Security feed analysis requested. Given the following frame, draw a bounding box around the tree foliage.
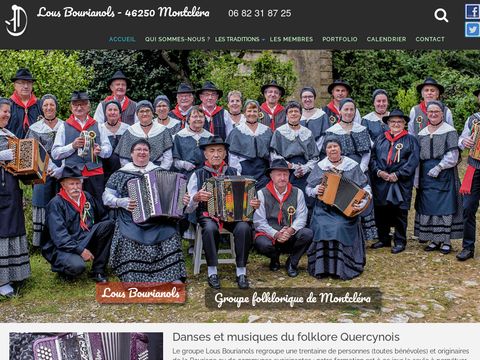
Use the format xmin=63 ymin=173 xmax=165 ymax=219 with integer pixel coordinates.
xmin=0 ymin=50 xmax=93 ymax=119
xmin=77 ymin=50 xmax=298 ymax=108
xmin=333 ymin=50 xmax=480 ymax=131
xmin=189 ymin=50 xmax=297 ymax=106
xmin=77 ymin=50 xmax=193 ymax=108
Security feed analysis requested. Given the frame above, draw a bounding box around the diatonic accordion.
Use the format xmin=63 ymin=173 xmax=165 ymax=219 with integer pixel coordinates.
xmin=127 ymin=170 xmax=187 ymax=223
xmin=469 ymin=118 xmax=480 ymax=160
xmin=32 ymin=332 xmax=149 ymax=360
xmin=204 ymin=176 xmax=256 ymax=222
xmin=5 ymin=137 xmax=49 ymax=184
xmin=318 ymin=171 xmax=371 ymax=217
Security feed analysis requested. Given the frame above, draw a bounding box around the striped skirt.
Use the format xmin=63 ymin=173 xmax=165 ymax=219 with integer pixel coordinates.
xmin=0 ymin=235 xmax=30 ymax=284
xmin=109 ymin=224 xmax=186 ymax=283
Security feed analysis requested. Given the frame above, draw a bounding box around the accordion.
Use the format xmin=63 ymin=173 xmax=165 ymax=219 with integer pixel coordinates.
xmin=204 ymin=176 xmax=256 ymax=222
xmin=32 ymin=332 xmax=149 ymax=360
xmin=318 ymin=172 xmax=371 ymax=217
xmin=469 ymin=118 xmax=480 ymax=160
xmin=127 ymin=170 xmax=187 ymax=223
xmin=4 ymin=137 xmax=49 ymax=184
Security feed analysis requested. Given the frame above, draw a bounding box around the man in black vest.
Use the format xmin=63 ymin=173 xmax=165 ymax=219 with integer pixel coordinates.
xmin=253 ymin=159 xmax=313 ymax=277
xmin=93 ymin=70 xmax=138 ymax=125
xmin=6 ymin=68 xmax=41 ymax=138
xmin=51 ymin=91 xmax=112 ymax=204
xmin=322 ymin=79 xmax=362 ymax=125
xmin=185 ymin=136 xmax=260 ymax=289
xmin=259 ymin=80 xmax=286 ymax=131
xmin=197 ymin=81 xmax=228 ymax=139
xmin=41 ymin=166 xmax=114 ymax=282
xmin=169 ymin=82 xmax=196 ymax=127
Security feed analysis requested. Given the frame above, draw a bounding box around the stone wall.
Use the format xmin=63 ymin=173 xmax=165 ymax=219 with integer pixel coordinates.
xmin=242 ymin=50 xmax=333 ymax=107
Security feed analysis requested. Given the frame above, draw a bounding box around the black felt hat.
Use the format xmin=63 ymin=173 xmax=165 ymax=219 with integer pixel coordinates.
xmin=261 ymin=80 xmax=285 ymax=97
xmin=382 ymin=109 xmax=410 ymax=124
xmin=196 ymin=81 xmax=223 ymax=98
xmin=11 ymin=68 xmax=35 ymax=82
xmin=59 ymin=166 xmax=87 ymax=181
xmin=198 ymin=135 xmax=229 ymax=150
xmin=473 ymin=88 xmax=480 ymax=97
xmin=416 ymin=77 xmax=445 ymax=95
xmin=174 ymin=82 xmax=195 ymax=94
xmin=70 ymin=91 xmax=90 ymax=102
xmin=265 ymin=158 xmax=293 ymax=177
xmin=327 ymin=79 xmax=353 ymax=95
xmin=107 ymin=70 xmax=131 ymax=87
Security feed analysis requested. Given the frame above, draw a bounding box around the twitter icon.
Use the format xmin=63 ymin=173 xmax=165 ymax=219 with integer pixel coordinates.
xmin=465 ymin=22 xmax=480 ymax=37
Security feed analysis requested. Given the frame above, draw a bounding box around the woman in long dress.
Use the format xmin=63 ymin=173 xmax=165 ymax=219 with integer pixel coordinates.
xmin=306 ymin=136 xmax=371 ymax=280
xmin=270 ymin=101 xmax=319 ymax=209
xmin=361 ymin=89 xmax=389 ymax=142
xmin=25 ymin=94 xmax=63 ymax=246
xmin=324 ymin=98 xmax=377 ymax=241
xmin=414 ymin=100 xmax=463 ymax=253
xmin=172 ymin=106 xmax=212 ymax=178
xmin=99 ymin=100 xmax=129 ymax=185
xmin=299 ymin=86 xmax=330 ymax=154
xmin=154 ymin=95 xmax=182 ymax=136
xmin=224 ymin=90 xmax=246 ymax=138
xmin=103 ymin=139 xmax=186 ymax=282
xmin=115 ymin=100 xmax=173 ymax=169
xmin=0 ymin=98 xmax=30 ymax=297
xmin=227 ymin=99 xmax=273 ymax=190
xmin=369 ymin=109 xmax=420 ymax=254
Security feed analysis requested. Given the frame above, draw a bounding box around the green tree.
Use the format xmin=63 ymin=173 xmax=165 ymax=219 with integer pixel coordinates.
xmin=77 ymin=50 xmax=193 ymax=108
xmin=333 ymin=50 xmax=480 ymax=131
xmin=192 ymin=50 xmax=297 ymax=106
xmin=0 ymin=50 xmax=93 ymax=119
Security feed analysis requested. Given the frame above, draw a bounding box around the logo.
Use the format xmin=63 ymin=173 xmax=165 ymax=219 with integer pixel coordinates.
xmin=465 ymin=22 xmax=480 ymax=37
xmin=466 ymin=4 xmax=480 ymax=19
xmin=5 ymin=4 xmax=27 ymax=37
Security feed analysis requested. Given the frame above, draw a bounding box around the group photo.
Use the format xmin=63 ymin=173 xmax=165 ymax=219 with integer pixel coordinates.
xmin=0 ymin=49 xmax=479 ymax=324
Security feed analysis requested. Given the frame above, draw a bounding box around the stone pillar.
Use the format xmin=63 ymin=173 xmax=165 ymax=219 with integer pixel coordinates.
xmin=286 ymin=50 xmax=333 ymax=107
xmin=240 ymin=50 xmax=333 ymax=107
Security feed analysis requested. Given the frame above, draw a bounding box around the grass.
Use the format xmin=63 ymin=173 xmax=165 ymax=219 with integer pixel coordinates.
xmin=1 ymin=153 xmax=479 ymax=323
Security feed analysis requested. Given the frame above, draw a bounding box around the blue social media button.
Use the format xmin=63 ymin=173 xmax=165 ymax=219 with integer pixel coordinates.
xmin=466 ymin=4 xmax=480 ymax=19
xmin=465 ymin=22 xmax=480 ymax=37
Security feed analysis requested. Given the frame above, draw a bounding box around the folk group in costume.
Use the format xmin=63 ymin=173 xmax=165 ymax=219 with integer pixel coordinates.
xmin=1 ymin=66 xmax=479 ymax=298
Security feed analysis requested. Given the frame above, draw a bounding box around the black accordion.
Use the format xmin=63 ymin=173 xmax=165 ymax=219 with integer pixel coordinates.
xmin=4 ymin=137 xmax=49 ymax=184
xmin=32 ymin=333 xmax=149 ymax=360
xmin=318 ymin=171 xmax=371 ymax=217
xmin=204 ymin=176 xmax=256 ymax=222
xmin=127 ymin=170 xmax=187 ymax=223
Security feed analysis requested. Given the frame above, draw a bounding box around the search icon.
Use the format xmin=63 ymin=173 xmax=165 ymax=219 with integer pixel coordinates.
xmin=434 ymin=8 xmax=449 ymax=23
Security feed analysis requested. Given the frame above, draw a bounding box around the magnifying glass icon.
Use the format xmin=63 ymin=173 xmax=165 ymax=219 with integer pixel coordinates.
xmin=434 ymin=8 xmax=449 ymax=23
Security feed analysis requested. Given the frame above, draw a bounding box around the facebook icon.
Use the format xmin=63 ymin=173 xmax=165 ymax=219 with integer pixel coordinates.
xmin=466 ymin=4 xmax=480 ymax=19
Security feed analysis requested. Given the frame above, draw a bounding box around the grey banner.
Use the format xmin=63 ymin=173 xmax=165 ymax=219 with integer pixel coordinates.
xmin=205 ymin=287 xmax=382 ymax=310
xmin=0 ymin=0 xmax=475 ymax=49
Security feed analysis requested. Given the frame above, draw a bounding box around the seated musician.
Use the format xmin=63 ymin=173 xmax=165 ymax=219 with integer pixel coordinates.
xmin=102 ymin=139 xmax=187 ymax=283
xmin=41 ymin=166 xmax=114 ymax=282
xmin=253 ymin=159 xmax=313 ymax=277
xmin=185 ymin=136 xmax=260 ymax=290
xmin=305 ymin=136 xmax=371 ymax=280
